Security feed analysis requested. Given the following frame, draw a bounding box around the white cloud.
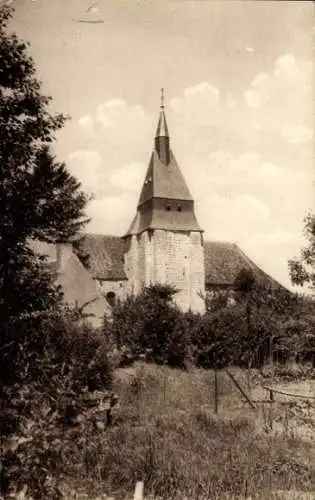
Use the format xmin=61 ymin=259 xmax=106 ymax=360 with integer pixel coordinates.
xmin=244 ymin=90 xmax=260 ymax=108
xmin=86 ymin=192 xmax=137 ymax=235
xmin=243 ymin=53 xmax=314 ymax=144
xmin=274 ymin=54 xmax=299 ymax=80
xmin=76 ymin=97 xmax=152 ymax=170
xmin=199 ymin=191 xmax=270 ymax=243
xmin=185 ymin=148 xmax=312 ymax=259
xmin=168 ymin=53 xmax=312 ymax=161
xmin=184 ymin=82 xmax=220 ymax=103
xmin=96 ymin=99 xmax=145 ymax=129
xmin=170 ymin=82 xmax=220 ymax=127
xmin=78 ymin=114 xmax=94 ymax=133
xmin=67 ymin=149 xmax=103 ymax=194
xmin=230 ymin=151 xmax=261 ymax=172
xmin=109 ymin=162 xmax=146 ymax=191
xmin=105 ymin=99 xmax=127 ymax=108
xmin=281 ymin=123 xmax=313 ymax=144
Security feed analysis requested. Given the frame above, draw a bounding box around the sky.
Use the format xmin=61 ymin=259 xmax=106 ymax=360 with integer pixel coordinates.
xmin=7 ymin=0 xmax=315 ymax=291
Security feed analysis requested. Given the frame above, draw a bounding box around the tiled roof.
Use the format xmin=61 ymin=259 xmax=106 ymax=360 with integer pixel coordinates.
xmin=29 ymin=235 xmax=282 ymax=289
xmin=138 ymin=151 xmax=194 ymax=206
xmin=81 ymin=234 xmax=281 ymax=288
xmin=204 ymin=241 xmax=280 ymax=288
xmin=75 ymin=234 xmax=127 ymax=281
xmin=125 ymin=207 xmax=202 ymax=235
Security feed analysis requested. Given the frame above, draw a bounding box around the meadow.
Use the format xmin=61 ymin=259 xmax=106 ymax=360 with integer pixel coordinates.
xmin=61 ymin=362 xmax=315 ymax=500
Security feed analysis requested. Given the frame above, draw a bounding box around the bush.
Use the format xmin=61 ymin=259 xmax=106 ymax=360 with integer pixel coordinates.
xmin=110 ymin=284 xmax=192 ymax=368
xmin=191 ymin=302 xmax=284 ymax=369
xmin=109 ymin=282 xmax=314 ymax=371
xmin=1 ymin=307 xmax=114 ymax=499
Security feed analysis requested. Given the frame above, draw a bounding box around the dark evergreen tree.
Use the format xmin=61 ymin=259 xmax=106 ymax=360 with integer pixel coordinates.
xmin=0 ymin=6 xmax=89 ymax=317
xmin=0 ymin=5 xmax=89 ymax=381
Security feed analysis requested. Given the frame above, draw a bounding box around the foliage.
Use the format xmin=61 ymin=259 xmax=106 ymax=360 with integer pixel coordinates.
xmin=289 ymin=212 xmax=315 ymax=290
xmin=1 ymin=308 xmax=114 ymax=499
xmin=110 ymin=284 xmax=191 ymax=368
xmin=0 ymin=8 xmax=107 ymax=497
xmin=190 ymin=303 xmax=278 ymax=368
xmin=0 ymin=4 xmax=89 ymax=332
xmin=40 ymin=363 xmax=314 ymax=500
xmin=109 ymin=274 xmax=315 ymax=371
xmin=234 ymin=267 xmax=256 ymax=295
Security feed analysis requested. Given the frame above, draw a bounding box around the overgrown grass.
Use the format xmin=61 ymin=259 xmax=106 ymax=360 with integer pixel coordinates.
xmin=58 ymin=363 xmax=315 ymax=499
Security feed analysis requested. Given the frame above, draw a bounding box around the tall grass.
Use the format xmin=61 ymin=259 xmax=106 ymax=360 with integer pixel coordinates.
xmin=59 ymin=363 xmax=315 ymax=499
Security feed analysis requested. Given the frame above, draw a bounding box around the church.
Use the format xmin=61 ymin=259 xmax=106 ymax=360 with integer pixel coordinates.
xmin=32 ymin=93 xmax=281 ymax=326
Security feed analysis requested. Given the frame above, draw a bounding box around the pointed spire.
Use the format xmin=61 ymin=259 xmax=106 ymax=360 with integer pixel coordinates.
xmin=155 ymin=88 xmax=169 ymax=138
xmin=155 ymin=88 xmax=170 ymax=164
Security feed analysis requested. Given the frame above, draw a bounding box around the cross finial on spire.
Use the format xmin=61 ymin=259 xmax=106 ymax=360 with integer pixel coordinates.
xmin=160 ymin=88 xmax=165 ymax=109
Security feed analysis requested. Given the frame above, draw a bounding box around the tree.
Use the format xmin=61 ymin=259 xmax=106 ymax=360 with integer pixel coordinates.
xmin=0 ymin=5 xmax=89 ymax=326
xmin=234 ymin=268 xmax=256 ymax=296
xmin=0 ymin=9 xmax=113 ymax=497
xmin=110 ymin=284 xmax=190 ymax=367
xmin=0 ymin=5 xmax=90 ymax=382
xmin=289 ymin=212 xmax=315 ymax=290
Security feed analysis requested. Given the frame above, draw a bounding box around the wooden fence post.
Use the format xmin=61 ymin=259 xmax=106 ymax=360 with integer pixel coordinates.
xmin=269 ymin=388 xmax=274 ymax=430
xmin=214 ymin=369 xmax=218 ymax=414
xmin=247 ymin=361 xmax=251 ymax=398
xmin=225 ymin=368 xmax=256 ymax=409
xmin=133 ymin=481 xmax=144 ymax=500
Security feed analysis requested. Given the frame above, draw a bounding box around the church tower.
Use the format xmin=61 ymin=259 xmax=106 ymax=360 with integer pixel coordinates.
xmin=123 ymin=90 xmax=205 ymax=313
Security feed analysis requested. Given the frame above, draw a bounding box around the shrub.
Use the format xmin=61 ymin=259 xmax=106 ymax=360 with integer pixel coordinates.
xmin=110 ymin=284 xmax=192 ymax=367
xmin=1 ymin=307 xmax=114 ymax=499
xmin=191 ymin=303 xmax=281 ymax=369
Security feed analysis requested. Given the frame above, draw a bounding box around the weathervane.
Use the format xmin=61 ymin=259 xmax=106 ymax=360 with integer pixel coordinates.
xmin=160 ymin=88 xmax=165 ymax=109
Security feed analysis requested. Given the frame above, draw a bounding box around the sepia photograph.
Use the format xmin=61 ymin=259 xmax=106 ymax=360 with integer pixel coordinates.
xmin=0 ymin=0 xmax=314 ymax=499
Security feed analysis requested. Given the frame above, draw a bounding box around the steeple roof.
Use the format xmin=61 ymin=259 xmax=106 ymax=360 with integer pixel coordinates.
xmin=155 ymin=110 xmax=169 ymax=138
xmin=125 ymin=90 xmax=202 ymax=235
xmin=138 ymin=151 xmax=194 ymax=207
xmin=155 ymin=88 xmax=169 ymax=138
xmin=138 ymin=90 xmax=194 ymax=207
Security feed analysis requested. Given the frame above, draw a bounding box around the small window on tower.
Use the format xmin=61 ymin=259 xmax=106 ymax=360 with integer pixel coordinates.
xmin=166 ymin=203 xmax=171 ymax=211
xmin=177 ymin=205 xmax=182 ymax=212
xmin=106 ymin=291 xmax=116 ymax=307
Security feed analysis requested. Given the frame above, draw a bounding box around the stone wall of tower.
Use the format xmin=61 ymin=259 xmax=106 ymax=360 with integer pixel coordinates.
xmin=137 ymin=231 xmax=154 ymax=287
xmin=189 ymin=232 xmax=206 ymax=313
xmin=124 ymin=234 xmax=140 ymax=295
xmin=154 ymin=229 xmax=205 ymax=312
xmin=123 ymin=229 xmax=205 ymax=313
xmin=153 ymin=230 xmax=191 ymax=309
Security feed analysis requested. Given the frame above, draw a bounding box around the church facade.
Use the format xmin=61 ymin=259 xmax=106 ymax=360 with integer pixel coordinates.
xmin=32 ymin=96 xmax=282 ymax=326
